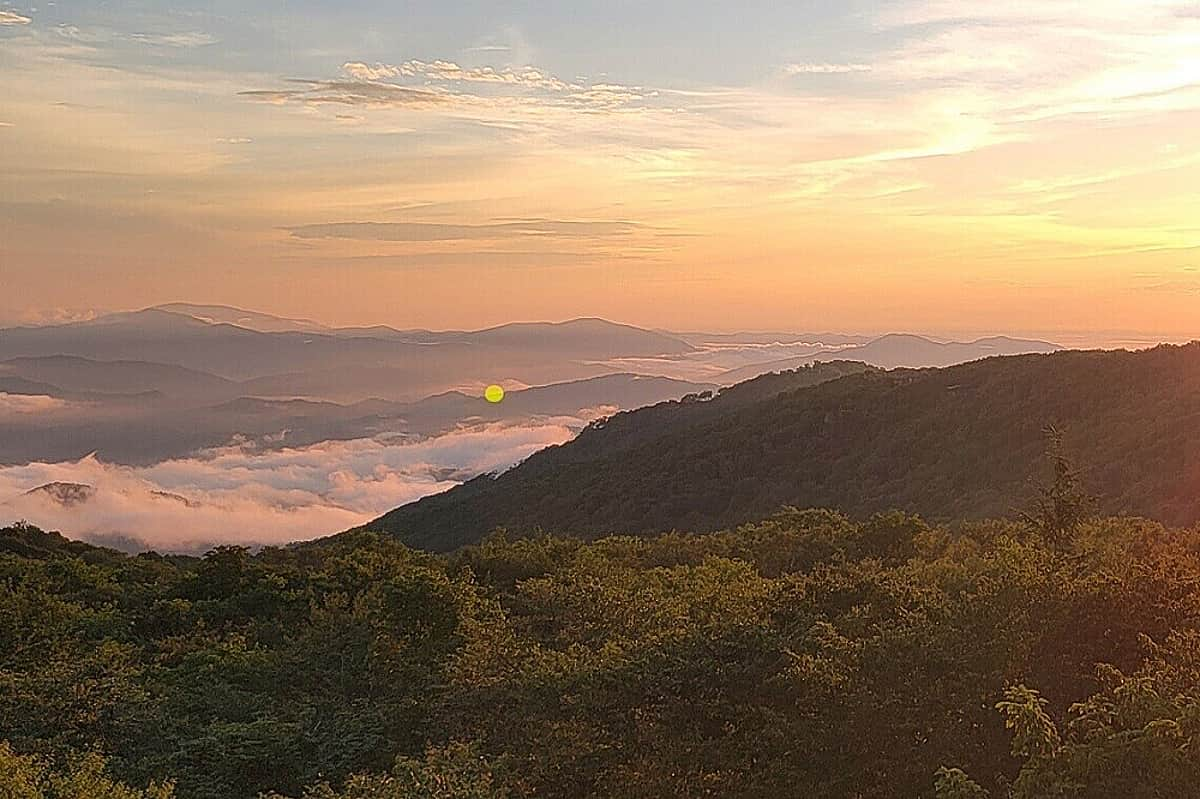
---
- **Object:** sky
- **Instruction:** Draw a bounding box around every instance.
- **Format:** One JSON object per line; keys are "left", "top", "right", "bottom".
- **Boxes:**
{"left": 1, "top": 0, "right": 1199, "bottom": 337}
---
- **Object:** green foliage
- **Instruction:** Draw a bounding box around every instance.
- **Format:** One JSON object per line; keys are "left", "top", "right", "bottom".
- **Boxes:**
{"left": 1020, "top": 426, "right": 1093, "bottom": 544}
{"left": 997, "top": 685, "right": 1060, "bottom": 758}
{"left": 985, "top": 633, "right": 1200, "bottom": 798}
{"left": 0, "top": 742, "right": 174, "bottom": 799}
{"left": 269, "top": 744, "right": 507, "bottom": 799}
{"left": 934, "top": 767, "right": 989, "bottom": 799}
{"left": 7, "top": 507, "right": 1200, "bottom": 798}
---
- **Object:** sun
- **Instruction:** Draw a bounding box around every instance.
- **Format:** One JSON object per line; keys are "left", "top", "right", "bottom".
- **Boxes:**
{"left": 484, "top": 384, "right": 505, "bottom": 403}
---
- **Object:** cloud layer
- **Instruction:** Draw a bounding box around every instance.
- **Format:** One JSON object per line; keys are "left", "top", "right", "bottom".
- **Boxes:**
{"left": 0, "top": 393, "right": 68, "bottom": 415}
{"left": 0, "top": 421, "right": 579, "bottom": 552}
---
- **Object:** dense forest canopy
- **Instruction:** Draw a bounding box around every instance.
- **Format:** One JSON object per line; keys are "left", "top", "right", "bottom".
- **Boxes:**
{"left": 7, "top": 477, "right": 1200, "bottom": 798}
{"left": 367, "top": 343, "right": 1200, "bottom": 551}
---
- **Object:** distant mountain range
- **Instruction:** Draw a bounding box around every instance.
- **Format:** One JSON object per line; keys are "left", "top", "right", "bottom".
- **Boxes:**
{"left": 0, "top": 370, "right": 713, "bottom": 465}
{"left": 716, "top": 333, "right": 1060, "bottom": 383}
{"left": 0, "top": 307, "right": 693, "bottom": 393}
{"left": 0, "top": 354, "right": 238, "bottom": 401}
{"left": 0, "top": 304, "right": 1070, "bottom": 467}
{"left": 362, "top": 343, "right": 1200, "bottom": 551}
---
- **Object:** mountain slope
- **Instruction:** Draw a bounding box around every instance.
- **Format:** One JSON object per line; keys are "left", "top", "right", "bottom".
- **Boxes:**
{"left": 717, "top": 333, "right": 1061, "bottom": 383}
{"left": 463, "top": 318, "right": 694, "bottom": 357}
{"left": 0, "top": 355, "right": 238, "bottom": 400}
{"left": 365, "top": 344, "right": 1200, "bottom": 551}
{"left": 0, "top": 311, "right": 697, "bottom": 394}
{"left": 153, "top": 303, "right": 332, "bottom": 333}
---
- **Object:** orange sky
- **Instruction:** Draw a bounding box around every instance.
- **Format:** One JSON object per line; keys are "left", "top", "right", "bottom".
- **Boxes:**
{"left": 1, "top": 0, "right": 1198, "bottom": 338}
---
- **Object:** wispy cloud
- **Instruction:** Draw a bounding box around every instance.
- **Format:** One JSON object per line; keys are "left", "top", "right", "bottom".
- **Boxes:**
{"left": 286, "top": 218, "right": 643, "bottom": 242}
{"left": 239, "top": 80, "right": 448, "bottom": 108}
{"left": 784, "top": 63, "right": 873, "bottom": 75}
{"left": 55, "top": 24, "right": 215, "bottom": 48}
{"left": 242, "top": 59, "right": 654, "bottom": 115}
{"left": 128, "top": 31, "right": 216, "bottom": 48}
{"left": 345, "top": 60, "right": 575, "bottom": 91}
{"left": 0, "top": 10, "right": 31, "bottom": 25}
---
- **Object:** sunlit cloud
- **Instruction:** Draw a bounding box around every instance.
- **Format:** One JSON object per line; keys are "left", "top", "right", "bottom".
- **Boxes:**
{"left": 0, "top": 10, "right": 31, "bottom": 25}
{"left": 784, "top": 63, "right": 873, "bottom": 75}
{"left": 344, "top": 60, "right": 576, "bottom": 91}
{"left": 3, "top": 2, "right": 1200, "bottom": 335}
{"left": 0, "top": 421, "right": 579, "bottom": 551}
{"left": 239, "top": 80, "right": 449, "bottom": 108}
{"left": 242, "top": 59, "right": 656, "bottom": 120}
{"left": 285, "top": 219, "right": 644, "bottom": 242}
{"left": 0, "top": 393, "right": 69, "bottom": 415}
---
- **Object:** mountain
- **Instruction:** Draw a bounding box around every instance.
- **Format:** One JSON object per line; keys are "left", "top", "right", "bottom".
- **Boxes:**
{"left": 394, "top": 373, "right": 715, "bottom": 428}
{"left": 364, "top": 344, "right": 1200, "bottom": 551}
{"left": 0, "top": 523, "right": 130, "bottom": 563}
{"left": 0, "top": 374, "right": 67, "bottom": 397}
{"left": 153, "top": 303, "right": 332, "bottom": 333}
{"left": 672, "top": 330, "right": 870, "bottom": 347}
{"left": 201, "top": 373, "right": 714, "bottom": 453}
{"left": 717, "top": 333, "right": 1061, "bottom": 383}
{"left": 0, "top": 310, "right": 696, "bottom": 396}
{"left": 0, "top": 309, "right": 267, "bottom": 378}
{"left": 21, "top": 482, "right": 96, "bottom": 507}
{"left": 0, "top": 355, "right": 238, "bottom": 401}
{"left": 464, "top": 318, "right": 693, "bottom": 357}
{"left": 0, "top": 371, "right": 712, "bottom": 466}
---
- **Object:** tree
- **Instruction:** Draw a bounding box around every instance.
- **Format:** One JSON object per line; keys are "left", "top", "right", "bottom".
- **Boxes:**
{"left": 1020, "top": 426, "right": 1093, "bottom": 544}
{"left": 934, "top": 767, "right": 989, "bottom": 799}
{"left": 0, "top": 742, "right": 174, "bottom": 799}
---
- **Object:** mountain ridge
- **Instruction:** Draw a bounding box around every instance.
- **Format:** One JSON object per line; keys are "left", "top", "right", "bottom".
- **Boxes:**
{"left": 717, "top": 332, "right": 1061, "bottom": 383}
{"left": 364, "top": 344, "right": 1200, "bottom": 551}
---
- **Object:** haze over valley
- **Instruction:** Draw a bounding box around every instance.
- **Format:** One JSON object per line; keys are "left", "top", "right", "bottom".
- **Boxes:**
{"left": 0, "top": 303, "right": 1069, "bottom": 551}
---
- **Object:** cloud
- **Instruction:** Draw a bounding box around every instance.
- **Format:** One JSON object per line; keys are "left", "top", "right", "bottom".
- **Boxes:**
{"left": 244, "top": 59, "right": 652, "bottom": 116}
{"left": 128, "top": 31, "right": 216, "bottom": 48}
{"left": 239, "top": 80, "right": 448, "bottom": 108}
{"left": 6, "top": 306, "right": 101, "bottom": 326}
{"left": 1134, "top": 269, "right": 1200, "bottom": 293}
{"left": 0, "top": 421, "right": 579, "bottom": 551}
{"left": 0, "top": 393, "right": 69, "bottom": 415}
{"left": 784, "top": 63, "right": 873, "bottom": 75}
{"left": 53, "top": 24, "right": 215, "bottom": 47}
{"left": 285, "top": 218, "right": 642, "bottom": 242}
{"left": 0, "top": 10, "right": 31, "bottom": 25}
{"left": 349, "top": 59, "right": 577, "bottom": 92}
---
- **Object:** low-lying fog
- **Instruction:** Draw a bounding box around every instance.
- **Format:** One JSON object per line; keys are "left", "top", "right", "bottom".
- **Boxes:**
{"left": 0, "top": 419, "right": 580, "bottom": 553}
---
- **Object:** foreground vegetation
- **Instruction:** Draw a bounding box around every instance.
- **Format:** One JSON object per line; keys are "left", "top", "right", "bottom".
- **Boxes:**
{"left": 5, "top": 472, "right": 1200, "bottom": 797}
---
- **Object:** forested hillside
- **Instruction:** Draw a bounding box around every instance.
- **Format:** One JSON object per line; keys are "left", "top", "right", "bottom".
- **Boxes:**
{"left": 368, "top": 343, "right": 1200, "bottom": 551}
{"left": 7, "top": 488, "right": 1200, "bottom": 798}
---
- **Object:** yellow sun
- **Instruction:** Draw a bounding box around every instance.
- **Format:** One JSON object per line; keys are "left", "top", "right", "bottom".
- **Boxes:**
{"left": 484, "top": 384, "right": 505, "bottom": 403}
